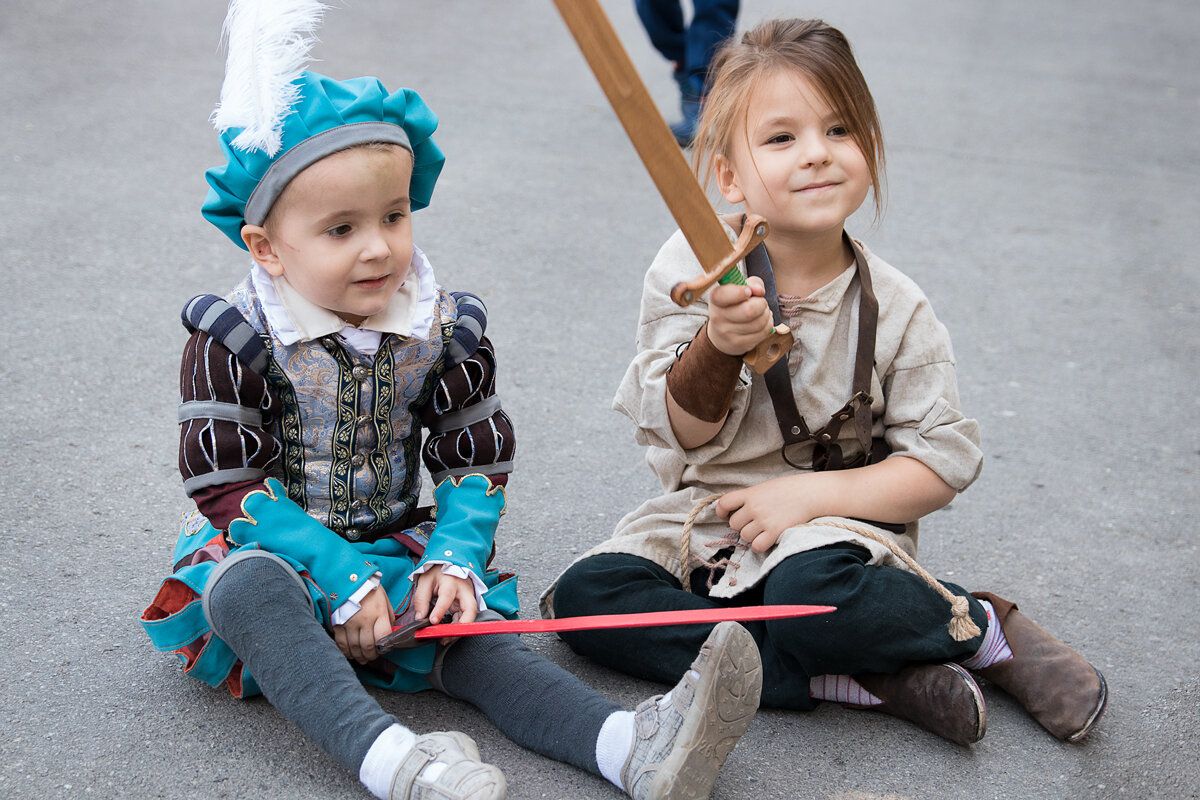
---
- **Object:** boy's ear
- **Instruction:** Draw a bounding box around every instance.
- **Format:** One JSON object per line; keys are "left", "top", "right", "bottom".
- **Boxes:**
{"left": 715, "top": 154, "right": 745, "bottom": 205}
{"left": 241, "top": 225, "right": 284, "bottom": 277}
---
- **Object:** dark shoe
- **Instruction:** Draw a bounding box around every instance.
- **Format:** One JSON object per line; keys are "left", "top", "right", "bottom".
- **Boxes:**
{"left": 669, "top": 118, "right": 696, "bottom": 147}
{"left": 669, "top": 95, "right": 701, "bottom": 147}
{"left": 970, "top": 592, "right": 1107, "bottom": 742}
{"left": 853, "top": 663, "right": 986, "bottom": 746}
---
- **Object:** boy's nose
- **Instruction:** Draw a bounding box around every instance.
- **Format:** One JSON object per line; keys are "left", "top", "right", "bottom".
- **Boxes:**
{"left": 360, "top": 229, "right": 391, "bottom": 261}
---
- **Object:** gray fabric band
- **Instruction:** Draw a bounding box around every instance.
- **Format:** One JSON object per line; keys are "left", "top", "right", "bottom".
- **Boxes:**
{"left": 203, "top": 549, "right": 315, "bottom": 637}
{"left": 427, "top": 395, "right": 503, "bottom": 434}
{"left": 178, "top": 400, "right": 264, "bottom": 427}
{"left": 196, "top": 300, "right": 228, "bottom": 333}
{"left": 244, "top": 122, "right": 413, "bottom": 225}
{"left": 429, "top": 462, "right": 514, "bottom": 483}
{"left": 183, "top": 468, "right": 266, "bottom": 497}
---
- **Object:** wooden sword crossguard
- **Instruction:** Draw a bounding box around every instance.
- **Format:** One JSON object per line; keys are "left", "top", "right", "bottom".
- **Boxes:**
{"left": 668, "top": 214, "right": 794, "bottom": 374}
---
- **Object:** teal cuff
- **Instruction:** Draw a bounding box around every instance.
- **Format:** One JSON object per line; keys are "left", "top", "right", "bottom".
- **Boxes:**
{"left": 418, "top": 474, "right": 505, "bottom": 580}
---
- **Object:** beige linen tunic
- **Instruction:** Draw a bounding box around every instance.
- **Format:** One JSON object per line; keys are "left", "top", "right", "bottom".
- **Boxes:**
{"left": 541, "top": 228, "right": 983, "bottom": 615}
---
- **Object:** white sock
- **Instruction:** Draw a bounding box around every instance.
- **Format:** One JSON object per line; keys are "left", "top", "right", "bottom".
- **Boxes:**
{"left": 595, "top": 710, "right": 635, "bottom": 791}
{"left": 809, "top": 674, "right": 882, "bottom": 705}
{"left": 594, "top": 668, "right": 700, "bottom": 791}
{"left": 960, "top": 599, "right": 1014, "bottom": 670}
{"left": 359, "top": 723, "right": 418, "bottom": 800}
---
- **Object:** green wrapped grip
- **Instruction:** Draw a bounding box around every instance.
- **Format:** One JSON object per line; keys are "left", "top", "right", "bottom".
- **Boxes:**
{"left": 718, "top": 266, "right": 747, "bottom": 287}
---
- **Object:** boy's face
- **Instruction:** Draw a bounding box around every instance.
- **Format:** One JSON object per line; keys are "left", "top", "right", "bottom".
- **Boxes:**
{"left": 244, "top": 145, "right": 415, "bottom": 326}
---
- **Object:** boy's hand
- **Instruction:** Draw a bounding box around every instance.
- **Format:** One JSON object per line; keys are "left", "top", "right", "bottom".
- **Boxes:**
{"left": 333, "top": 585, "right": 395, "bottom": 664}
{"left": 412, "top": 565, "right": 479, "bottom": 643}
{"left": 716, "top": 474, "right": 817, "bottom": 554}
{"left": 706, "top": 276, "right": 773, "bottom": 356}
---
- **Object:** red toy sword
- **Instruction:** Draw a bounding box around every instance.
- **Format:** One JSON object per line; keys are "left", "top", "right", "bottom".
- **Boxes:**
{"left": 377, "top": 604, "right": 835, "bottom": 652}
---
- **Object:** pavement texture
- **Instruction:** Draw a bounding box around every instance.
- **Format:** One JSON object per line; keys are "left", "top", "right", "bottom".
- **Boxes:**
{"left": 1, "top": 1, "right": 1197, "bottom": 799}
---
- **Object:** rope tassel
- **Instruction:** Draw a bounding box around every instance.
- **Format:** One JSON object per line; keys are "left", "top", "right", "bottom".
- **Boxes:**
{"left": 679, "top": 494, "right": 981, "bottom": 641}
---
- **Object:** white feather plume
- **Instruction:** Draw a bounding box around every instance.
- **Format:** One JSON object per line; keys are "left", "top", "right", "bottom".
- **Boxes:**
{"left": 211, "top": 0, "right": 329, "bottom": 156}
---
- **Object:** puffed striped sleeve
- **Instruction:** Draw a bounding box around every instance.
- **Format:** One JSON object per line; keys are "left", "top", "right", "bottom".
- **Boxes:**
{"left": 178, "top": 329, "right": 281, "bottom": 528}
{"left": 419, "top": 293, "right": 515, "bottom": 487}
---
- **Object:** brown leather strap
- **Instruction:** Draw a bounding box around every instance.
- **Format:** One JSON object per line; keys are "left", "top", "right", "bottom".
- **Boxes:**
{"left": 745, "top": 233, "right": 880, "bottom": 471}
{"left": 665, "top": 322, "right": 743, "bottom": 423}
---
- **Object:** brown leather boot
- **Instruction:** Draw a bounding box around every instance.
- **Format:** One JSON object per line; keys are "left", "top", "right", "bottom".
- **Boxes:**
{"left": 852, "top": 663, "right": 986, "bottom": 746}
{"left": 970, "top": 592, "right": 1108, "bottom": 742}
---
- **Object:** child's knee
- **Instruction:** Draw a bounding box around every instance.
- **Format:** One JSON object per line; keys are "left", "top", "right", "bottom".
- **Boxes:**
{"left": 765, "top": 544, "right": 873, "bottom": 603}
{"left": 555, "top": 553, "right": 672, "bottom": 617}
{"left": 203, "top": 550, "right": 312, "bottom": 634}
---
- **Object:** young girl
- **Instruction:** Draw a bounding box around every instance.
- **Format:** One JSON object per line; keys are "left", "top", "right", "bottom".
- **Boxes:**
{"left": 140, "top": 3, "right": 762, "bottom": 799}
{"left": 544, "top": 18, "right": 1107, "bottom": 746}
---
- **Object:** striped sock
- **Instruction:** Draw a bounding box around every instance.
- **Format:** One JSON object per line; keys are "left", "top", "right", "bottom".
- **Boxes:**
{"left": 960, "top": 599, "right": 1014, "bottom": 670}
{"left": 809, "top": 674, "right": 882, "bottom": 705}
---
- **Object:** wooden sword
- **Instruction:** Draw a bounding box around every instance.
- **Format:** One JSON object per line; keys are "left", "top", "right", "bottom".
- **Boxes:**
{"left": 551, "top": 0, "right": 794, "bottom": 373}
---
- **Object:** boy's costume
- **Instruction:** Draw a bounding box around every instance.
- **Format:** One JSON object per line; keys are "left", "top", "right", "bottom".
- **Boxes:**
{"left": 140, "top": 67, "right": 519, "bottom": 697}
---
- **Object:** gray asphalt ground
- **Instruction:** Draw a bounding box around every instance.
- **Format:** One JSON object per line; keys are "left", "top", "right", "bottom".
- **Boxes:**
{"left": 2, "top": 1, "right": 1198, "bottom": 798}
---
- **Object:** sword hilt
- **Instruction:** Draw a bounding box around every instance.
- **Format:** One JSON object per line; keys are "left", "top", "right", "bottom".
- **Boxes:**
{"left": 670, "top": 215, "right": 769, "bottom": 306}
{"left": 669, "top": 215, "right": 792, "bottom": 374}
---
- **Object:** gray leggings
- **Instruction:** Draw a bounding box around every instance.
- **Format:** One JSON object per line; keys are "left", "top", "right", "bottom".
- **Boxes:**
{"left": 203, "top": 552, "right": 619, "bottom": 774}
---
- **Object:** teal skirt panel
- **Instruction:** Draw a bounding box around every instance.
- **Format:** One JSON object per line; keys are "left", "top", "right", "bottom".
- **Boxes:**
{"left": 142, "top": 511, "right": 520, "bottom": 698}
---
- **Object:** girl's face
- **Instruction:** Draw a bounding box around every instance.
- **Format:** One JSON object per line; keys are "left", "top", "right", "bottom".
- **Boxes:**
{"left": 717, "top": 69, "right": 871, "bottom": 241}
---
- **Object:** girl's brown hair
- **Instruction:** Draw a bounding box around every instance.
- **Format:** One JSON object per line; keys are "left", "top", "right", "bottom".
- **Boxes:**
{"left": 692, "top": 18, "right": 886, "bottom": 218}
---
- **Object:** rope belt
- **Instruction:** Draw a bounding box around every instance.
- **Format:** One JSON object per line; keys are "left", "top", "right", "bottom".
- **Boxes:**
{"left": 678, "top": 493, "right": 980, "bottom": 642}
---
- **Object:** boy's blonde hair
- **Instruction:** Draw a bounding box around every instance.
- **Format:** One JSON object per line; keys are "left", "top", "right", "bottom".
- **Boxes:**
{"left": 692, "top": 19, "right": 886, "bottom": 218}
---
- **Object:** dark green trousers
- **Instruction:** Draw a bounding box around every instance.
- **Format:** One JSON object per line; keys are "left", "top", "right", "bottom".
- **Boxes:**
{"left": 553, "top": 544, "right": 988, "bottom": 710}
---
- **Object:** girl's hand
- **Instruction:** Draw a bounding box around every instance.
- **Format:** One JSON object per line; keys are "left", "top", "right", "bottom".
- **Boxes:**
{"left": 333, "top": 585, "right": 395, "bottom": 664}
{"left": 707, "top": 276, "right": 773, "bottom": 356}
{"left": 715, "top": 459, "right": 957, "bottom": 554}
{"left": 412, "top": 564, "right": 479, "bottom": 628}
{"left": 715, "top": 474, "right": 816, "bottom": 553}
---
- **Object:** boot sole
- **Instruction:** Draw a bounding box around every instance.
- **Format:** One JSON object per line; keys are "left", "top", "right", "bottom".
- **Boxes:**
{"left": 647, "top": 622, "right": 763, "bottom": 800}
{"left": 1064, "top": 667, "right": 1108, "bottom": 743}
{"left": 852, "top": 663, "right": 986, "bottom": 746}
{"left": 944, "top": 662, "right": 988, "bottom": 745}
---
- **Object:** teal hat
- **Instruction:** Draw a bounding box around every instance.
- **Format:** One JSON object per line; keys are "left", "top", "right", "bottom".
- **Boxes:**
{"left": 202, "top": 71, "right": 445, "bottom": 249}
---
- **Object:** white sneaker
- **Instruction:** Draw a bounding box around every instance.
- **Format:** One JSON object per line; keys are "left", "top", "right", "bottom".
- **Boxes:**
{"left": 621, "top": 622, "right": 762, "bottom": 799}
{"left": 388, "top": 732, "right": 506, "bottom": 800}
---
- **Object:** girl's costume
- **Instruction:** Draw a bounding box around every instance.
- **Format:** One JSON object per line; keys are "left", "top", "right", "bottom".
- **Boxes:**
{"left": 543, "top": 222, "right": 1107, "bottom": 742}
{"left": 141, "top": 256, "right": 519, "bottom": 697}
{"left": 541, "top": 224, "right": 983, "bottom": 609}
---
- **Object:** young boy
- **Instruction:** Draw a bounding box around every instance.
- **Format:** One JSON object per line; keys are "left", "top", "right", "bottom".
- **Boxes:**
{"left": 139, "top": 8, "right": 762, "bottom": 799}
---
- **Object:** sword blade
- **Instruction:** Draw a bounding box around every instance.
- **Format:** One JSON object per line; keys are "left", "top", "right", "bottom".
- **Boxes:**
{"left": 552, "top": 0, "right": 792, "bottom": 373}
{"left": 412, "top": 604, "right": 835, "bottom": 640}
{"left": 552, "top": 0, "right": 733, "bottom": 271}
